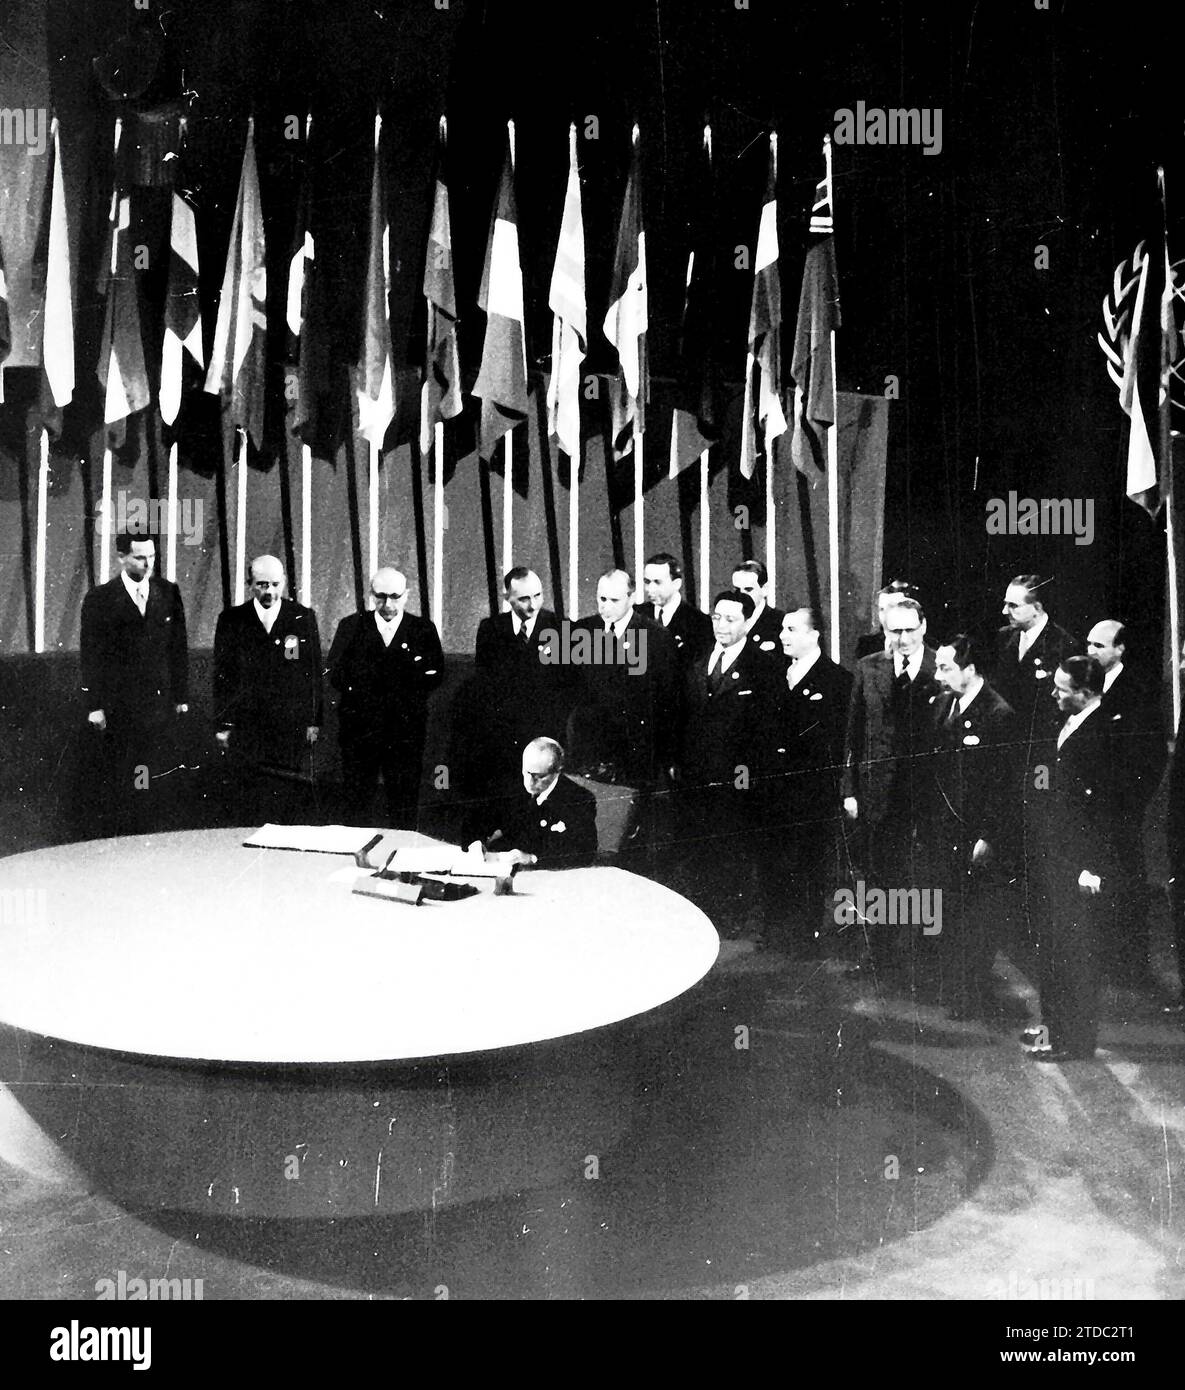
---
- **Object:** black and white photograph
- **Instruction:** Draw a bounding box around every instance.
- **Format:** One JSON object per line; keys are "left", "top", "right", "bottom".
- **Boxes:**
{"left": 0, "top": 0, "right": 1182, "bottom": 1343}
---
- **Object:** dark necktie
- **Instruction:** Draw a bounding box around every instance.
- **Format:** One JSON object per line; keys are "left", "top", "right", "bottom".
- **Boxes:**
{"left": 943, "top": 697, "right": 960, "bottom": 729}
{"left": 708, "top": 655, "right": 727, "bottom": 695}
{"left": 517, "top": 624, "right": 531, "bottom": 649}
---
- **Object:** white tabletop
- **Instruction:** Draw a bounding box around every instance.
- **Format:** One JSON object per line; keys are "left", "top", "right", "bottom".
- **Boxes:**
{"left": 0, "top": 829, "right": 719, "bottom": 1064}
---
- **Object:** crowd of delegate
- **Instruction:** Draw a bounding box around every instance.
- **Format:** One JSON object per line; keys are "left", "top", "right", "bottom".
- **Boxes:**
{"left": 77, "top": 532, "right": 1185, "bottom": 1063}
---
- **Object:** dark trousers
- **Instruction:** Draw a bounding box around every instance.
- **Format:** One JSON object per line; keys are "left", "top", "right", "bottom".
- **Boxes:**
{"left": 340, "top": 738, "right": 425, "bottom": 829}
{"left": 925, "top": 842, "right": 1004, "bottom": 1012}
{"left": 1037, "top": 860, "right": 1107, "bottom": 1055}
{"left": 1109, "top": 821, "right": 1151, "bottom": 984}
{"left": 91, "top": 710, "right": 182, "bottom": 836}
{"left": 759, "top": 794, "right": 843, "bottom": 955}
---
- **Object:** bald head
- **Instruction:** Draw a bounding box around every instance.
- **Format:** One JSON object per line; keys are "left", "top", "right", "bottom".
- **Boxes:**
{"left": 371, "top": 568, "right": 408, "bottom": 622}
{"left": 1086, "top": 619, "right": 1126, "bottom": 672}
{"left": 249, "top": 555, "right": 285, "bottom": 607}
{"left": 522, "top": 737, "right": 564, "bottom": 798}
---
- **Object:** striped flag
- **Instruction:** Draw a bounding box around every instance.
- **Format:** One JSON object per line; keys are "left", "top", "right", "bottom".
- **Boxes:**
{"left": 790, "top": 136, "right": 841, "bottom": 476}
{"left": 286, "top": 115, "right": 320, "bottom": 443}
{"left": 97, "top": 121, "right": 150, "bottom": 445}
{"left": 670, "top": 124, "right": 723, "bottom": 477}
{"left": 356, "top": 113, "right": 395, "bottom": 449}
{"left": 420, "top": 118, "right": 463, "bottom": 455}
{"left": 474, "top": 131, "right": 529, "bottom": 460}
{"left": 603, "top": 127, "right": 647, "bottom": 460}
{"left": 37, "top": 117, "right": 74, "bottom": 435}
{"left": 546, "top": 123, "right": 586, "bottom": 464}
{"left": 159, "top": 189, "right": 203, "bottom": 427}
{"left": 739, "top": 133, "right": 785, "bottom": 480}
{"left": 204, "top": 117, "right": 267, "bottom": 450}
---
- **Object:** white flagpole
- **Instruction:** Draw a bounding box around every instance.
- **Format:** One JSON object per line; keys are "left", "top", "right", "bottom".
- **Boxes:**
{"left": 699, "top": 448, "right": 710, "bottom": 611}
{"left": 568, "top": 446, "right": 579, "bottom": 618}
{"left": 34, "top": 430, "right": 49, "bottom": 651}
{"left": 502, "top": 435, "right": 513, "bottom": 575}
{"left": 369, "top": 439, "right": 380, "bottom": 578}
{"left": 824, "top": 136, "right": 841, "bottom": 663}
{"left": 766, "top": 435, "right": 777, "bottom": 607}
{"left": 234, "top": 426, "right": 247, "bottom": 604}
{"left": 166, "top": 440, "right": 178, "bottom": 580}
{"left": 99, "top": 447, "right": 113, "bottom": 582}
{"left": 633, "top": 427, "right": 644, "bottom": 585}
{"left": 433, "top": 422, "right": 445, "bottom": 631}
{"left": 300, "top": 443, "right": 312, "bottom": 606}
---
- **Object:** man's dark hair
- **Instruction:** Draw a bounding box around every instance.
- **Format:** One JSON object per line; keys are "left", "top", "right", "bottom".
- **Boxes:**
{"left": 732, "top": 558, "right": 768, "bottom": 588}
{"left": 115, "top": 532, "right": 156, "bottom": 555}
{"left": 1009, "top": 573, "right": 1049, "bottom": 606}
{"left": 644, "top": 551, "right": 681, "bottom": 580}
{"left": 941, "top": 632, "right": 982, "bottom": 670}
{"left": 878, "top": 578, "right": 917, "bottom": 600}
{"left": 1060, "top": 654, "right": 1104, "bottom": 696}
{"left": 788, "top": 603, "right": 822, "bottom": 632}
{"left": 713, "top": 587, "right": 755, "bottom": 621}
{"left": 503, "top": 565, "right": 537, "bottom": 591}
{"left": 598, "top": 566, "right": 634, "bottom": 590}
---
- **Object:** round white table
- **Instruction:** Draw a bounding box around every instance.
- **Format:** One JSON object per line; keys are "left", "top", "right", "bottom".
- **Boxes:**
{"left": 0, "top": 829, "right": 719, "bottom": 1215}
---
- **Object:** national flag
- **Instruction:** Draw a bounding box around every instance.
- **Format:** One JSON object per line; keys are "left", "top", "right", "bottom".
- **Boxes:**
{"left": 356, "top": 113, "right": 395, "bottom": 449}
{"left": 669, "top": 124, "right": 723, "bottom": 477}
{"left": 739, "top": 133, "right": 785, "bottom": 480}
{"left": 474, "top": 128, "right": 529, "bottom": 460}
{"left": 420, "top": 117, "right": 463, "bottom": 455}
{"left": 1119, "top": 181, "right": 1178, "bottom": 515}
{"left": 603, "top": 126, "right": 647, "bottom": 460}
{"left": 97, "top": 119, "right": 151, "bottom": 445}
{"left": 790, "top": 135, "right": 841, "bottom": 476}
{"left": 159, "top": 188, "right": 203, "bottom": 427}
{"left": 286, "top": 113, "right": 320, "bottom": 442}
{"left": 204, "top": 117, "right": 267, "bottom": 450}
{"left": 37, "top": 117, "right": 74, "bottom": 436}
{"left": 546, "top": 123, "right": 586, "bottom": 465}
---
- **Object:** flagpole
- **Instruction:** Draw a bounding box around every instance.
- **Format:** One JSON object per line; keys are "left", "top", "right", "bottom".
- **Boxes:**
{"left": 234, "top": 427, "right": 247, "bottom": 604}
{"left": 824, "top": 135, "right": 841, "bottom": 663}
{"left": 766, "top": 434, "right": 777, "bottom": 607}
{"left": 301, "top": 443, "right": 312, "bottom": 606}
{"left": 166, "top": 440, "right": 178, "bottom": 581}
{"left": 502, "top": 435, "right": 513, "bottom": 575}
{"left": 699, "top": 448, "right": 710, "bottom": 611}
{"left": 1159, "top": 166, "right": 1181, "bottom": 736}
{"left": 99, "top": 447, "right": 113, "bottom": 582}
{"left": 34, "top": 430, "right": 49, "bottom": 652}
{"left": 568, "top": 446, "right": 579, "bottom": 618}
{"left": 433, "top": 422, "right": 445, "bottom": 631}
{"left": 369, "top": 439, "right": 380, "bottom": 577}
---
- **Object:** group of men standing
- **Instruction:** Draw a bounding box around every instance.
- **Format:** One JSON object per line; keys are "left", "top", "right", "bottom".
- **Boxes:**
{"left": 79, "top": 536, "right": 1182, "bottom": 1063}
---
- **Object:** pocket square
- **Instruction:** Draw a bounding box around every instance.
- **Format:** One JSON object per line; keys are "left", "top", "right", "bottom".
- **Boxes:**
{"left": 550, "top": 821, "right": 567, "bottom": 833}
{"left": 809, "top": 691, "right": 823, "bottom": 701}
{"left": 963, "top": 734, "right": 980, "bottom": 746}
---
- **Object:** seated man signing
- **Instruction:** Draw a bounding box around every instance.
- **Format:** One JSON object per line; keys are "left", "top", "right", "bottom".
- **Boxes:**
{"left": 467, "top": 737, "right": 598, "bottom": 868}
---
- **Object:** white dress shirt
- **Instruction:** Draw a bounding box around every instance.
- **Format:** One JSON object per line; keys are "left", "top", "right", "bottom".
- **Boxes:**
{"left": 1102, "top": 661, "right": 1123, "bottom": 693}
{"left": 254, "top": 598, "right": 281, "bottom": 634}
{"left": 656, "top": 595, "right": 682, "bottom": 628}
{"left": 894, "top": 647, "right": 924, "bottom": 681}
{"left": 787, "top": 646, "right": 822, "bottom": 689}
{"left": 122, "top": 571, "right": 149, "bottom": 615}
{"left": 957, "top": 673, "right": 985, "bottom": 714}
{"left": 1057, "top": 695, "right": 1101, "bottom": 749}
{"left": 708, "top": 638, "right": 747, "bottom": 676}
{"left": 374, "top": 610, "right": 403, "bottom": 648}
{"left": 1016, "top": 612, "right": 1048, "bottom": 661}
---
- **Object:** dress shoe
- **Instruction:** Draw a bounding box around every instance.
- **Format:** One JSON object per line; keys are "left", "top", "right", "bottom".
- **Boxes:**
{"left": 1019, "top": 1027, "right": 1046, "bottom": 1046}
{"left": 1026, "top": 1045, "right": 1095, "bottom": 1063}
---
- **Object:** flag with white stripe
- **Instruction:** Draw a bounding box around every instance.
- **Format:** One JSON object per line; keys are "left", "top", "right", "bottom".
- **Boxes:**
{"left": 547, "top": 124, "right": 586, "bottom": 465}
{"left": 159, "top": 190, "right": 203, "bottom": 427}
{"left": 97, "top": 124, "right": 150, "bottom": 444}
{"left": 739, "top": 134, "right": 785, "bottom": 480}
{"left": 603, "top": 128, "right": 647, "bottom": 460}
{"left": 420, "top": 124, "right": 463, "bottom": 455}
{"left": 356, "top": 114, "right": 395, "bottom": 449}
{"left": 790, "top": 137, "right": 841, "bottom": 476}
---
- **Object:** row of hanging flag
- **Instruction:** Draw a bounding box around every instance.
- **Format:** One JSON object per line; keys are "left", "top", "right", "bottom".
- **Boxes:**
{"left": 0, "top": 114, "right": 841, "bottom": 486}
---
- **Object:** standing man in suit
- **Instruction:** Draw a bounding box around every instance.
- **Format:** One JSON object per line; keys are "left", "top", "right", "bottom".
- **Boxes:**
{"left": 470, "top": 566, "right": 569, "bottom": 795}
{"left": 638, "top": 552, "right": 713, "bottom": 672}
{"left": 567, "top": 567, "right": 675, "bottom": 787}
{"left": 926, "top": 635, "right": 1018, "bottom": 1016}
{"left": 679, "top": 588, "right": 782, "bottom": 937}
{"left": 327, "top": 567, "right": 444, "bottom": 829}
{"left": 842, "top": 597, "right": 940, "bottom": 970}
{"left": 994, "top": 574, "right": 1077, "bottom": 738}
{"left": 853, "top": 579, "right": 920, "bottom": 662}
{"left": 1024, "top": 656, "right": 1124, "bottom": 1061}
{"left": 213, "top": 555, "right": 323, "bottom": 824}
{"left": 466, "top": 737, "right": 598, "bottom": 868}
{"left": 730, "top": 560, "right": 786, "bottom": 659}
{"left": 1087, "top": 619, "right": 1166, "bottom": 988}
{"left": 762, "top": 606, "right": 853, "bottom": 955}
{"left": 80, "top": 533, "right": 189, "bottom": 835}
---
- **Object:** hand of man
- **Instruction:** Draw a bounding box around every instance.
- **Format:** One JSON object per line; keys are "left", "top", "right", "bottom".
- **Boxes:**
{"left": 1078, "top": 870, "right": 1102, "bottom": 895}
{"left": 465, "top": 840, "right": 487, "bottom": 859}
{"left": 306, "top": 726, "right": 319, "bottom": 746}
{"left": 88, "top": 710, "right": 107, "bottom": 732}
{"left": 843, "top": 796, "right": 858, "bottom": 821}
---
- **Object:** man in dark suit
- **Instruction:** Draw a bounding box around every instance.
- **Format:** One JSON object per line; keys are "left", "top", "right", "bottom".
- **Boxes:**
{"left": 1088, "top": 619, "right": 1166, "bottom": 988}
{"left": 80, "top": 533, "right": 189, "bottom": 834}
{"left": 327, "top": 567, "right": 444, "bottom": 829}
{"left": 638, "top": 551, "right": 713, "bottom": 671}
{"left": 679, "top": 588, "right": 782, "bottom": 937}
{"left": 994, "top": 574, "right": 1077, "bottom": 738}
{"left": 853, "top": 579, "right": 920, "bottom": 662}
{"left": 1024, "top": 656, "right": 1125, "bottom": 1061}
{"left": 842, "top": 597, "right": 940, "bottom": 969}
{"left": 213, "top": 554, "right": 323, "bottom": 824}
{"left": 466, "top": 737, "right": 598, "bottom": 868}
{"left": 762, "top": 606, "right": 853, "bottom": 955}
{"left": 925, "top": 635, "right": 1019, "bottom": 1016}
{"left": 730, "top": 560, "right": 785, "bottom": 659}
{"left": 567, "top": 567, "right": 676, "bottom": 787}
